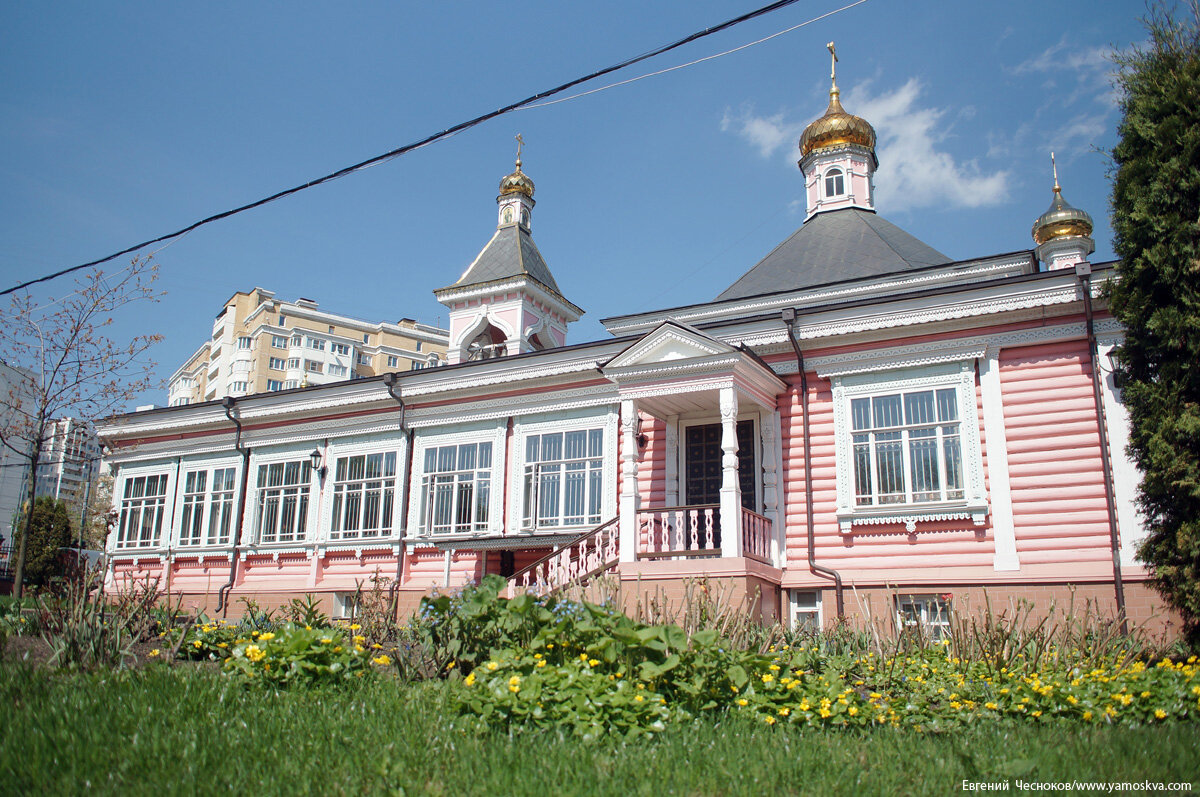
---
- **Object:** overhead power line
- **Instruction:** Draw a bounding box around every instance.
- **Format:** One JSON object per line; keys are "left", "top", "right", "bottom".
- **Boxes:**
{"left": 3, "top": 0, "right": 846, "bottom": 298}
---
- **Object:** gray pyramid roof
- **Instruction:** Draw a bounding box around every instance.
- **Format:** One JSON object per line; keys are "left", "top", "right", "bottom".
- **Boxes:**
{"left": 450, "top": 224, "right": 562, "bottom": 294}
{"left": 717, "top": 208, "right": 952, "bottom": 301}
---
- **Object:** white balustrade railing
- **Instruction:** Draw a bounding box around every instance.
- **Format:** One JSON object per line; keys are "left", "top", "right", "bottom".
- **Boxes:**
{"left": 741, "top": 507, "right": 772, "bottom": 563}
{"left": 505, "top": 518, "right": 620, "bottom": 598}
{"left": 636, "top": 504, "right": 720, "bottom": 558}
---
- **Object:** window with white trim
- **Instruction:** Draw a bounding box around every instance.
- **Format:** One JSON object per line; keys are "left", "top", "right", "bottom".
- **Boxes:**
{"left": 291, "top": 335, "right": 302, "bottom": 347}
{"left": 307, "top": 337, "right": 325, "bottom": 351}
{"left": 237, "top": 336, "right": 253, "bottom": 350}
{"left": 268, "top": 357, "right": 286, "bottom": 370}
{"left": 287, "top": 357, "right": 300, "bottom": 369}
{"left": 387, "top": 355, "right": 399, "bottom": 368}
{"left": 272, "top": 335, "right": 288, "bottom": 348}
{"left": 178, "top": 466, "right": 237, "bottom": 546}
{"left": 305, "top": 360, "right": 323, "bottom": 374}
{"left": 332, "top": 343, "right": 350, "bottom": 355}
{"left": 252, "top": 460, "right": 313, "bottom": 544}
{"left": 115, "top": 473, "right": 169, "bottom": 548}
{"left": 522, "top": 429, "right": 603, "bottom": 529}
{"left": 851, "top": 388, "right": 963, "bottom": 506}
{"left": 328, "top": 364, "right": 347, "bottom": 377}
{"left": 330, "top": 452, "right": 398, "bottom": 539}
{"left": 267, "top": 379, "right": 284, "bottom": 391}
{"left": 830, "top": 362, "right": 987, "bottom": 532}
{"left": 358, "top": 353, "right": 372, "bottom": 366}
{"left": 896, "top": 594, "right": 951, "bottom": 641}
{"left": 410, "top": 361, "right": 424, "bottom": 371}
{"left": 231, "top": 381, "right": 249, "bottom": 393}
{"left": 419, "top": 442, "right": 491, "bottom": 535}
{"left": 824, "top": 167, "right": 845, "bottom": 197}
{"left": 283, "top": 379, "right": 300, "bottom": 389}
{"left": 790, "top": 590, "right": 822, "bottom": 633}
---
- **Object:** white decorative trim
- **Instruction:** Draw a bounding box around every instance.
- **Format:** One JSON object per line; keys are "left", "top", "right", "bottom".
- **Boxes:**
{"left": 319, "top": 434, "right": 409, "bottom": 544}
{"left": 832, "top": 361, "right": 988, "bottom": 534}
{"left": 507, "top": 407, "right": 618, "bottom": 535}
{"left": 979, "top": 347, "right": 1019, "bottom": 571}
{"left": 406, "top": 421, "right": 507, "bottom": 538}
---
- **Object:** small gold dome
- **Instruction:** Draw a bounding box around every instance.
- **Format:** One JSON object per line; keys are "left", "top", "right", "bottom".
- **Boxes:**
{"left": 1032, "top": 186, "right": 1093, "bottom": 245}
{"left": 499, "top": 158, "right": 535, "bottom": 198}
{"left": 799, "top": 87, "right": 876, "bottom": 159}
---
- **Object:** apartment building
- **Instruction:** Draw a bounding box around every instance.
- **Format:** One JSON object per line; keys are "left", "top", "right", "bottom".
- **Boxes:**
{"left": 34, "top": 417, "right": 101, "bottom": 521}
{"left": 168, "top": 289, "right": 448, "bottom": 405}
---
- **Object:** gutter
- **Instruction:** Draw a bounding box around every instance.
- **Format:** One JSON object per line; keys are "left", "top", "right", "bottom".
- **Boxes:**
{"left": 383, "top": 373, "right": 414, "bottom": 617}
{"left": 782, "top": 308, "right": 845, "bottom": 619}
{"left": 1076, "top": 262, "right": 1128, "bottom": 633}
{"left": 216, "top": 396, "right": 251, "bottom": 616}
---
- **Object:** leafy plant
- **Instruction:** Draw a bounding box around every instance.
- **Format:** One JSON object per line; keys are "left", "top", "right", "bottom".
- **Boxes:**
{"left": 280, "top": 594, "right": 330, "bottom": 628}
{"left": 222, "top": 623, "right": 390, "bottom": 686}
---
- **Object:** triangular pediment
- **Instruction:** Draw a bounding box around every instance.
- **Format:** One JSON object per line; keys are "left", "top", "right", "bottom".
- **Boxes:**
{"left": 604, "top": 321, "right": 737, "bottom": 370}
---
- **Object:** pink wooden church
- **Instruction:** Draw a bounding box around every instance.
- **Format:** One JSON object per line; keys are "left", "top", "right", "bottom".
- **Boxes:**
{"left": 99, "top": 56, "right": 1170, "bottom": 635}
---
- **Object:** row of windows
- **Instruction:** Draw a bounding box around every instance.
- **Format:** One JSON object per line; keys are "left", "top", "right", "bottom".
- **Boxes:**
{"left": 113, "top": 426, "right": 612, "bottom": 549}
{"left": 790, "top": 591, "right": 949, "bottom": 639}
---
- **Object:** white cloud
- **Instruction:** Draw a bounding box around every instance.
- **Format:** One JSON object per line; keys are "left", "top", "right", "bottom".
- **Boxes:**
{"left": 722, "top": 79, "right": 1010, "bottom": 210}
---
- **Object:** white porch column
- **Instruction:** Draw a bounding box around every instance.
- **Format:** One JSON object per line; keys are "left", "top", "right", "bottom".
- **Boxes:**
{"left": 719, "top": 387, "right": 743, "bottom": 558}
{"left": 1097, "top": 339, "right": 1142, "bottom": 569}
{"left": 979, "top": 347, "right": 1019, "bottom": 571}
{"left": 619, "top": 399, "right": 640, "bottom": 563}
{"left": 761, "top": 409, "right": 783, "bottom": 566}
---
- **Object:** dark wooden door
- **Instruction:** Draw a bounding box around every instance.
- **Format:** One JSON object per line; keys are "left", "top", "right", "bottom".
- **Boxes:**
{"left": 684, "top": 421, "right": 757, "bottom": 510}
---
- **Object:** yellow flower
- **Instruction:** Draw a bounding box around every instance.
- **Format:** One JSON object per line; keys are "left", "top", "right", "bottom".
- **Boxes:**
{"left": 737, "top": 698, "right": 749, "bottom": 707}
{"left": 764, "top": 716, "right": 776, "bottom": 725}
{"left": 372, "top": 643, "right": 383, "bottom": 649}
{"left": 985, "top": 702, "right": 998, "bottom": 710}
{"left": 1141, "top": 691, "right": 1151, "bottom": 698}
{"left": 536, "top": 660, "right": 547, "bottom": 668}
{"left": 635, "top": 695, "right": 644, "bottom": 703}
{"left": 372, "top": 655, "right": 392, "bottom": 666}
{"left": 350, "top": 624, "right": 361, "bottom": 631}
{"left": 1154, "top": 709, "right": 1167, "bottom": 720}
{"left": 1067, "top": 696, "right": 1078, "bottom": 705}
{"left": 192, "top": 640, "right": 202, "bottom": 649}
{"left": 486, "top": 661, "right": 498, "bottom": 671}
{"left": 464, "top": 671, "right": 476, "bottom": 686}
{"left": 508, "top": 675, "right": 521, "bottom": 687}
{"left": 354, "top": 644, "right": 365, "bottom": 653}
{"left": 1083, "top": 711, "right": 1093, "bottom": 721}
{"left": 333, "top": 646, "right": 343, "bottom": 653}
{"left": 799, "top": 700, "right": 810, "bottom": 711}
{"left": 148, "top": 649, "right": 161, "bottom": 658}
{"left": 321, "top": 637, "right": 332, "bottom": 644}
{"left": 848, "top": 707, "right": 858, "bottom": 716}
{"left": 580, "top": 653, "right": 589, "bottom": 662}
{"left": 1031, "top": 710, "right": 1042, "bottom": 718}
{"left": 588, "top": 659, "right": 600, "bottom": 667}
{"left": 762, "top": 674, "right": 774, "bottom": 684}
{"left": 778, "top": 707, "right": 790, "bottom": 716}
{"left": 353, "top": 635, "right": 366, "bottom": 645}
{"left": 258, "top": 632, "right": 275, "bottom": 641}
{"left": 246, "top": 645, "right": 265, "bottom": 662}
{"left": 217, "top": 642, "right": 228, "bottom": 649}
{"left": 818, "top": 708, "right": 832, "bottom": 718}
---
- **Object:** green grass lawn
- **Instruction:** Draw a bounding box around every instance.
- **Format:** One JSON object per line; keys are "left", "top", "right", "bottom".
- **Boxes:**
{"left": 1, "top": 664, "right": 1196, "bottom": 796}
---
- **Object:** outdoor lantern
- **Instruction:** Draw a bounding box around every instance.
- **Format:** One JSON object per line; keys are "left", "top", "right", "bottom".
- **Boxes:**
{"left": 309, "top": 448, "right": 327, "bottom": 482}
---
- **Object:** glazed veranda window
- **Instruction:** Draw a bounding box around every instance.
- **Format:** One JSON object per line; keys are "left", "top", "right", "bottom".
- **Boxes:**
{"left": 178, "top": 466, "right": 236, "bottom": 546}
{"left": 252, "top": 460, "right": 312, "bottom": 544}
{"left": 330, "top": 452, "right": 397, "bottom": 539}
{"left": 851, "top": 388, "right": 964, "bottom": 506}
{"left": 115, "top": 473, "right": 169, "bottom": 548}
{"left": 420, "top": 442, "right": 491, "bottom": 535}
{"left": 522, "top": 429, "right": 604, "bottom": 529}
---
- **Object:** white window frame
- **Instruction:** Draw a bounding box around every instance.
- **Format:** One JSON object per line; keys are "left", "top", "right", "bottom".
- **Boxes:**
{"left": 112, "top": 467, "right": 173, "bottom": 550}
{"left": 175, "top": 460, "right": 240, "bottom": 548}
{"left": 248, "top": 452, "right": 317, "bottom": 546}
{"left": 896, "top": 594, "right": 951, "bottom": 641}
{"left": 267, "top": 379, "right": 284, "bottom": 392}
{"left": 271, "top": 335, "right": 287, "bottom": 348}
{"left": 305, "top": 360, "right": 323, "bottom": 374}
{"left": 387, "top": 355, "right": 399, "bottom": 368}
{"left": 509, "top": 410, "right": 618, "bottom": 534}
{"left": 306, "top": 337, "right": 326, "bottom": 351}
{"left": 237, "top": 336, "right": 253, "bottom": 350}
{"left": 408, "top": 422, "right": 505, "bottom": 538}
{"left": 323, "top": 440, "right": 407, "bottom": 541}
{"left": 331, "top": 343, "right": 350, "bottom": 355}
{"left": 824, "top": 167, "right": 845, "bottom": 197}
{"left": 358, "top": 353, "right": 372, "bottom": 366}
{"left": 830, "top": 362, "right": 987, "bottom": 533}
{"left": 789, "top": 590, "right": 822, "bottom": 633}
{"left": 328, "top": 364, "right": 348, "bottom": 377}
{"left": 268, "top": 357, "right": 286, "bottom": 370}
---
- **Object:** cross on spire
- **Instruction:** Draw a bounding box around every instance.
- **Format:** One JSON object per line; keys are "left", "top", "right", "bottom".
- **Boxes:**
{"left": 515, "top": 133, "right": 524, "bottom": 168}
{"left": 1051, "top": 151, "right": 1060, "bottom": 192}
{"left": 827, "top": 41, "right": 838, "bottom": 89}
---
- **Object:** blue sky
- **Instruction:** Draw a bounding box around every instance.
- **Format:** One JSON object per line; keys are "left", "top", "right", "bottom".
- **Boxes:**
{"left": 0, "top": 1, "right": 1145, "bottom": 410}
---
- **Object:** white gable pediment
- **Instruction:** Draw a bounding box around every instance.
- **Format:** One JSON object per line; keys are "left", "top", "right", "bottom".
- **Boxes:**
{"left": 604, "top": 321, "right": 736, "bottom": 370}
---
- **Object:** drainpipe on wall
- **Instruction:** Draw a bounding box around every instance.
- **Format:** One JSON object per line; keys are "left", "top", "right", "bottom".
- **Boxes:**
{"left": 1076, "top": 263, "right": 1128, "bottom": 633}
{"left": 217, "top": 396, "right": 251, "bottom": 617}
{"left": 383, "top": 373, "right": 414, "bottom": 616}
{"left": 782, "top": 308, "right": 845, "bottom": 619}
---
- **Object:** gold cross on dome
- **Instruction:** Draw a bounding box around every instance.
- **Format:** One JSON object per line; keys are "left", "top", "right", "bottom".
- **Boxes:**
{"left": 515, "top": 134, "right": 524, "bottom": 166}
{"left": 1051, "top": 151, "right": 1060, "bottom": 191}
{"left": 827, "top": 41, "right": 838, "bottom": 84}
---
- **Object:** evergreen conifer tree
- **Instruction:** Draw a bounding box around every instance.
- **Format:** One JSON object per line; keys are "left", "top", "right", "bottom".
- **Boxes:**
{"left": 1108, "top": 3, "right": 1200, "bottom": 639}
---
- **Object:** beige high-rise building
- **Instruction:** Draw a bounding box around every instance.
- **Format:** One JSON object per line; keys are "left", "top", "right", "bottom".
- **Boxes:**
{"left": 168, "top": 288, "right": 449, "bottom": 406}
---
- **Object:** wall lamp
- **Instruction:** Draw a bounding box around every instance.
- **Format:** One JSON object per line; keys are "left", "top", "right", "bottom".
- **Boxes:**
{"left": 308, "top": 448, "right": 328, "bottom": 483}
{"left": 636, "top": 415, "right": 648, "bottom": 451}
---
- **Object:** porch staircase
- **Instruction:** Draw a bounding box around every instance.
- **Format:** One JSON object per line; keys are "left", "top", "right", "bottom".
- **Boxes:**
{"left": 504, "top": 517, "right": 619, "bottom": 599}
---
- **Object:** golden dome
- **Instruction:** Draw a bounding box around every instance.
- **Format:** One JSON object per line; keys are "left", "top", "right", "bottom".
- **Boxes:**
{"left": 799, "top": 86, "right": 877, "bottom": 159}
{"left": 499, "top": 159, "right": 534, "bottom": 198}
{"left": 1032, "top": 185, "right": 1093, "bottom": 245}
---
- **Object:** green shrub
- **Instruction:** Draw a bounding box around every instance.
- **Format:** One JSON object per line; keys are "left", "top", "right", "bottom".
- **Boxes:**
{"left": 222, "top": 622, "right": 391, "bottom": 686}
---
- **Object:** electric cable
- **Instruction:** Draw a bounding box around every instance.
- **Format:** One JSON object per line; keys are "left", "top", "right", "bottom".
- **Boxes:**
{"left": 2, "top": 0, "right": 849, "bottom": 297}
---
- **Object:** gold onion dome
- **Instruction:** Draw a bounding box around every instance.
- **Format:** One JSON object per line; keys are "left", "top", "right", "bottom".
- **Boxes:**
{"left": 799, "top": 86, "right": 877, "bottom": 158}
{"left": 1032, "top": 159, "right": 1093, "bottom": 245}
{"left": 499, "top": 158, "right": 534, "bottom": 198}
